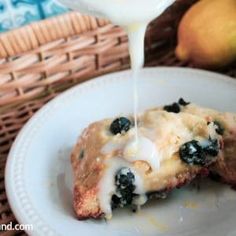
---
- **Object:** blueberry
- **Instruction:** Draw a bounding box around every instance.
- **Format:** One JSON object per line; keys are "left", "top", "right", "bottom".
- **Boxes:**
{"left": 110, "top": 117, "right": 132, "bottom": 135}
{"left": 213, "top": 121, "right": 224, "bottom": 135}
{"left": 115, "top": 168, "right": 135, "bottom": 189}
{"left": 164, "top": 103, "right": 181, "bottom": 113}
{"left": 178, "top": 98, "right": 190, "bottom": 106}
{"left": 111, "top": 167, "right": 136, "bottom": 208}
{"left": 163, "top": 98, "right": 190, "bottom": 113}
{"left": 179, "top": 140, "right": 206, "bottom": 166}
{"left": 119, "top": 188, "right": 135, "bottom": 206}
{"left": 79, "top": 150, "right": 84, "bottom": 160}
{"left": 203, "top": 139, "right": 219, "bottom": 157}
{"left": 207, "top": 121, "right": 224, "bottom": 135}
{"left": 111, "top": 195, "right": 121, "bottom": 209}
{"left": 180, "top": 138, "right": 220, "bottom": 166}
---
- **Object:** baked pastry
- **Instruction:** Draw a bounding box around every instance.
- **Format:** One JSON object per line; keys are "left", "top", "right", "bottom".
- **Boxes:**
{"left": 180, "top": 102, "right": 236, "bottom": 186}
{"left": 157, "top": 98, "right": 236, "bottom": 186}
{"left": 71, "top": 105, "right": 223, "bottom": 220}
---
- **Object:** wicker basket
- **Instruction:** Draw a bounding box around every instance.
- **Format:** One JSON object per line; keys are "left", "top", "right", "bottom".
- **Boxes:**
{"left": 0, "top": 0, "right": 235, "bottom": 235}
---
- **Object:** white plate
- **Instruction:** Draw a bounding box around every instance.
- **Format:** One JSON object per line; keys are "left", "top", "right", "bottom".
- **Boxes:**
{"left": 6, "top": 67, "right": 236, "bottom": 236}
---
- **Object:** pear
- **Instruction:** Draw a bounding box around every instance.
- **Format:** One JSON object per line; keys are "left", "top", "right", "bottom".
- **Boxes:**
{"left": 176, "top": 0, "right": 236, "bottom": 68}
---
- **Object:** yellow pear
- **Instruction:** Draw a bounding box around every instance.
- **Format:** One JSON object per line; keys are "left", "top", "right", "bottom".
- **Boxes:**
{"left": 176, "top": 0, "right": 236, "bottom": 68}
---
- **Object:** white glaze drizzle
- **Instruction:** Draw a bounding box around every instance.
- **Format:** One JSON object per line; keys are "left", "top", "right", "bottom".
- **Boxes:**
{"left": 123, "top": 135, "right": 160, "bottom": 170}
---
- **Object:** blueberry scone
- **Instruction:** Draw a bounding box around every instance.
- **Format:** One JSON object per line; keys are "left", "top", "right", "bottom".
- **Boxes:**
{"left": 71, "top": 105, "right": 223, "bottom": 220}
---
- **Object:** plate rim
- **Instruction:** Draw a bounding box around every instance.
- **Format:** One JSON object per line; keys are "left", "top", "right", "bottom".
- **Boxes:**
{"left": 5, "top": 67, "right": 236, "bottom": 236}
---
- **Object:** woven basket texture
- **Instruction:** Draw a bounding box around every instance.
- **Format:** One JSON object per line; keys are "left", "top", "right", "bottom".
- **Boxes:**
{"left": 0, "top": 0, "right": 235, "bottom": 235}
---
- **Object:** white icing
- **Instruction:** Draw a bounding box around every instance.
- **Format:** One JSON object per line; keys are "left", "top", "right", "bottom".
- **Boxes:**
{"left": 98, "top": 158, "right": 126, "bottom": 219}
{"left": 102, "top": 128, "right": 160, "bottom": 171}
{"left": 101, "top": 140, "right": 125, "bottom": 154}
{"left": 59, "top": 0, "right": 176, "bottom": 151}
{"left": 101, "top": 132, "right": 130, "bottom": 154}
{"left": 132, "top": 194, "right": 148, "bottom": 206}
{"left": 208, "top": 122, "right": 219, "bottom": 139}
{"left": 58, "top": 0, "right": 176, "bottom": 219}
{"left": 123, "top": 136, "right": 160, "bottom": 170}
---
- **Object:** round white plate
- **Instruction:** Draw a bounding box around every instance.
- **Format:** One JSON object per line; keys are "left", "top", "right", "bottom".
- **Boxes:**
{"left": 6, "top": 68, "right": 236, "bottom": 236}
